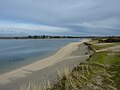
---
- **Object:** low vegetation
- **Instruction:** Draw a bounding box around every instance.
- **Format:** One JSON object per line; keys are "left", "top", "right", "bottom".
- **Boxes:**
{"left": 51, "top": 51, "right": 120, "bottom": 90}
{"left": 21, "top": 38, "right": 120, "bottom": 90}
{"left": 0, "top": 35, "right": 85, "bottom": 39}
{"left": 51, "top": 39, "right": 120, "bottom": 90}
{"left": 98, "top": 37, "right": 120, "bottom": 43}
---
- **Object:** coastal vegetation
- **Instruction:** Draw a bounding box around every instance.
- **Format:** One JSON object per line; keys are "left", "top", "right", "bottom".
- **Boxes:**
{"left": 21, "top": 37, "right": 120, "bottom": 90}
{"left": 50, "top": 38, "right": 120, "bottom": 90}
{"left": 98, "top": 37, "right": 120, "bottom": 43}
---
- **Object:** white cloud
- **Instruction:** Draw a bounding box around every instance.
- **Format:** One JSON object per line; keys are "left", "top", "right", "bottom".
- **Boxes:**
{"left": 0, "top": 22, "right": 70, "bottom": 32}
{"left": 0, "top": 22, "right": 71, "bottom": 36}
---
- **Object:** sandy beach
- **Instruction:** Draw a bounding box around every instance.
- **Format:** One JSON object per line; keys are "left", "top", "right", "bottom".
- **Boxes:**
{"left": 0, "top": 39, "right": 93, "bottom": 90}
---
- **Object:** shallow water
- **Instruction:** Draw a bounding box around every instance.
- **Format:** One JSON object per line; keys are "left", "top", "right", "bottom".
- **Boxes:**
{"left": 0, "top": 39, "right": 80, "bottom": 73}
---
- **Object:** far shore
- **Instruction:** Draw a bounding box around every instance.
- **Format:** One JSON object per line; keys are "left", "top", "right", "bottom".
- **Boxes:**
{"left": 0, "top": 39, "right": 92, "bottom": 90}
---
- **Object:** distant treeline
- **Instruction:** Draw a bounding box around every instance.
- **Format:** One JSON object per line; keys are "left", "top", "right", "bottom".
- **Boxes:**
{"left": 0, "top": 35, "right": 120, "bottom": 39}
{"left": 0, "top": 35, "right": 81, "bottom": 39}
{"left": 98, "top": 36, "right": 120, "bottom": 43}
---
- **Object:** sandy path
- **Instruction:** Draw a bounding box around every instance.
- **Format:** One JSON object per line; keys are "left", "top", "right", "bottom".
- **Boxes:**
{"left": 96, "top": 45, "right": 120, "bottom": 52}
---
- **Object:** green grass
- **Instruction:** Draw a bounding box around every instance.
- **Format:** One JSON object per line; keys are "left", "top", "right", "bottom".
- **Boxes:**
{"left": 92, "top": 44, "right": 118, "bottom": 50}
{"left": 51, "top": 43, "right": 120, "bottom": 90}
{"left": 21, "top": 41, "right": 120, "bottom": 90}
{"left": 87, "top": 40, "right": 120, "bottom": 50}
{"left": 107, "top": 52, "right": 120, "bottom": 89}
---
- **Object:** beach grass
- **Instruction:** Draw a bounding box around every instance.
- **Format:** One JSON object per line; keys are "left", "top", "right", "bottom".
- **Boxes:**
{"left": 21, "top": 41, "right": 120, "bottom": 90}
{"left": 51, "top": 42, "right": 120, "bottom": 90}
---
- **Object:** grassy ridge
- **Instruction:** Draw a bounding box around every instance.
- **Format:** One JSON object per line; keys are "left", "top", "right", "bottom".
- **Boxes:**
{"left": 21, "top": 41, "right": 120, "bottom": 90}
{"left": 51, "top": 43, "right": 120, "bottom": 90}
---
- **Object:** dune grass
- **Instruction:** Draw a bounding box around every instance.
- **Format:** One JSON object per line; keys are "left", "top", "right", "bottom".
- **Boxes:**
{"left": 20, "top": 80, "right": 51, "bottom": 90}
{"left": 51, "top": 51, "right": 119, "bottom": 90}
{"left": 51, "top": 42, "right": 120, "bottom": 90}
{"left": 21, "top": 42, "right": 120, "bottom": 90}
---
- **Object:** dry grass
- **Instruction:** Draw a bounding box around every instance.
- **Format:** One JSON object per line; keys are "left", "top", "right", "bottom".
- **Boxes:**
{"left": 51, "top": 62, "right": 116, "bottom": 90}
{"left": 20, "top": 80, "right": 51, "bottom": 90}
{"left": 21, "top": 41, "right": 120, "bottom": 90}
{"left": 51, "top": 43, "right": 120, "bottom": 90}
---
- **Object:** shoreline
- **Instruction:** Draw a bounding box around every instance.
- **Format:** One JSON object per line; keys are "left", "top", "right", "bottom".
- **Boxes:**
{"left": 0, "top": 39, "right": 92, "bottom": 90}
{"left": 0, "top": 50, "right": 56, "bottom": 75}
{"left": 0, "top": 38, "right": 80, "bottom": 75}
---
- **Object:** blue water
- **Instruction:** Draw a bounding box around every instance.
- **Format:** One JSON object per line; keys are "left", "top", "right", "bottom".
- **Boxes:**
{"left": 0, "top": 39, "right": 80, "bottom": 73}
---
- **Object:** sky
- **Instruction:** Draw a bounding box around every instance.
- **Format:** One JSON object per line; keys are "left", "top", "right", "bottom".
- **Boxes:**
{"left": 0, "top": 0, "right": 120, "bottom": 36}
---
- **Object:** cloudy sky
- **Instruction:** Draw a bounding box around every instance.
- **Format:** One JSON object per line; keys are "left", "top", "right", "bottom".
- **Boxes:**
{"left": 0, "top": 0, "right": 120, "bottom": 36}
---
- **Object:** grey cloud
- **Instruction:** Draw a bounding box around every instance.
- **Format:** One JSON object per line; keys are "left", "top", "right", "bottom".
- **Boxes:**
{"left": 0, "top": 0, "right": 120, "bottom": 36}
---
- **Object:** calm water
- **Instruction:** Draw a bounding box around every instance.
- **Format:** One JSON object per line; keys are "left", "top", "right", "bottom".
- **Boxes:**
{"left": 0, "top": 39, "right": 80, "bottom": 73}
